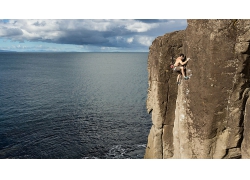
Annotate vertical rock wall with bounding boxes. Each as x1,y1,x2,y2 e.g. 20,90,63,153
145,30,185,158
144,19,250,159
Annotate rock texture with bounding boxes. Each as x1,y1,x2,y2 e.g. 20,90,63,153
144,20,250,159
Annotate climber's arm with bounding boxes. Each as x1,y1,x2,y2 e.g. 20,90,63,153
179,58,190,65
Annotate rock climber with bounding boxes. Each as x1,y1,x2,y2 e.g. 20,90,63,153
171,53,190,84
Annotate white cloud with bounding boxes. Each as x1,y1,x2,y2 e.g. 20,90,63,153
125,22,159,32
136,36,154,46
116,36,123,40
127,37,134,43
1,20,64,42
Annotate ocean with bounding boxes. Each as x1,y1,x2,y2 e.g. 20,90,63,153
0,52,152,159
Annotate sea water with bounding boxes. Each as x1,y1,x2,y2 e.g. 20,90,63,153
0,52,151,159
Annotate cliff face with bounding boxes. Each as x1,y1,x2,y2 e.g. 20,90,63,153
144,20,250,159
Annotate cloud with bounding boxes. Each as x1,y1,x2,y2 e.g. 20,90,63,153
0,27,23,36
135,19,163,23
127,37,134,43
136,36,155,46
0,19,187,51
125,21,159,32
33,21,46,27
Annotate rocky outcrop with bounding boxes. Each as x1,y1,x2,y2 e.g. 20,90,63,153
144,20,250,159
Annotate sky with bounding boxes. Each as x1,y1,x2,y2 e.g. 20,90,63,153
0,19,187,52
0,0,247,53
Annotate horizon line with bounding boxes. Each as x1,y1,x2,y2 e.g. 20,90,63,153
0,51,149,53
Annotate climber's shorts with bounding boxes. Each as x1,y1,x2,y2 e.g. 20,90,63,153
173,66,181,72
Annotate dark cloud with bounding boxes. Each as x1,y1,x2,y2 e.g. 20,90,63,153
102,26,135,37
8,28,23,36
33,21,46,27
36,24,143,47
55,30,110,45
0,27,23,36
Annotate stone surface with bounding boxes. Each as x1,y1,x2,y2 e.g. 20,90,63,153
145,31,184,158
144,20,250,159
242,91,250,158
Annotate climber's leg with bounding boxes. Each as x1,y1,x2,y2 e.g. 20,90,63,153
180,66,189,80
180,66,185,77
177,73,181,84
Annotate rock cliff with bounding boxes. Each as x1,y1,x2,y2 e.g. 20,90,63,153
144,19,250,159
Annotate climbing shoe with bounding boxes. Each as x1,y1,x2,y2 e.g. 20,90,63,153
184,76,189,80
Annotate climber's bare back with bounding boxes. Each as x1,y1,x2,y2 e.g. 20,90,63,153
174,57,183,67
